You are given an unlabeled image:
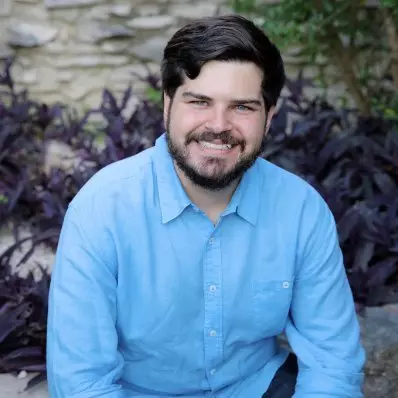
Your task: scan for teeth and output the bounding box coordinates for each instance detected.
[199,141,232,150]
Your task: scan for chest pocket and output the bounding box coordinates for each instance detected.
[252,280,293,338]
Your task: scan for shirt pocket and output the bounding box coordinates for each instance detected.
[252,280,293,338]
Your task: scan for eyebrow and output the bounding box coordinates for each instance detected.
[182,91,262,107]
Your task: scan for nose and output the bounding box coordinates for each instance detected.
[206,107,232,132]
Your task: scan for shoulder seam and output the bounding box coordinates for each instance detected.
[70,157,153,208]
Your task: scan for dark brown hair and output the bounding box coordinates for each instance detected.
[161,14,285,110]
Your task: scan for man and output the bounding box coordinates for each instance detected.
[46,14,366,398]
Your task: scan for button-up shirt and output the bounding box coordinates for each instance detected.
[47,133,365,398]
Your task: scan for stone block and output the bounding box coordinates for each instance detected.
[110,4,132,18]
[0,0,12,16]
[127,15,176,30]
[46,8,80,22]
[0,43,14,59]
[169,3,219,19]
[77,21,135,43]
[130,36,169,62]
[13,3,49,20]
[19,69,38,84]
[82,5,110,21]
[101,40,130,54]
[66,75,97,100]
[44,42,66,54]
[44,0,103,8]
[53,55,129,68]
[57,70,74,82]
[137,4,161,17]
[7,20,58,47]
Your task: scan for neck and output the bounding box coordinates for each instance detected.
[175,163,240,223]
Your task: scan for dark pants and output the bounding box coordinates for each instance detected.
[262,353,298,398]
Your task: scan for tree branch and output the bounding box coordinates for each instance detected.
[329,35,372,116]
[312,0,372,115]
[382,7,398,90]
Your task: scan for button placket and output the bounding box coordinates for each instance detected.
[203,233,223,386]
[283,281,290,289]
[209,284,217,293]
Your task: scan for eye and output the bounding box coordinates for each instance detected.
[235,104,253,112]
[190,100,208,107]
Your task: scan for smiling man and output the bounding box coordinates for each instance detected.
[46,15,366,398]
[163,59,272,223]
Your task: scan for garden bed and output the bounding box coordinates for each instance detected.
[1,56,397,395]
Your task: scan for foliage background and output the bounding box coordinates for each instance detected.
[233,0,398,118]
[0,0,398,391]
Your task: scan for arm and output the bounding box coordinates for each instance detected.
[285,188,366,397]
[46,204,125,398]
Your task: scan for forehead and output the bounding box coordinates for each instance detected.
[178,61,263,100]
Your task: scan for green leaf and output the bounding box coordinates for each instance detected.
[0,194,9,204]
[229,0,257,13]
[146,86,162,105]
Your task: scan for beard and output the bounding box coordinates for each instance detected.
[165,121,265,192]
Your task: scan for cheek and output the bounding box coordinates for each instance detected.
[171,107,207,133]
[235,118,265,145]
[184,109,209,128]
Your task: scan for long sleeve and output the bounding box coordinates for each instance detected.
[46,204,125,398]
[285,189,366,397]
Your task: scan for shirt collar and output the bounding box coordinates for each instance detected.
[154,133,191,224]
[225,159,260,226]
[154,133,261,226]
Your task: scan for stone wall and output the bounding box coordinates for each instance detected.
[0,0,233,110]
[1,1,382,111]
[1,0,359,110]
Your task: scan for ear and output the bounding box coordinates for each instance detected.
[163,92,170,126]
[264,106,276,135]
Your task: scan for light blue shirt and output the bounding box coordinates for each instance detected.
[47,133,365,398]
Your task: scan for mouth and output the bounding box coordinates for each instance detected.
[190,139,240,157]
[198,141,233,151]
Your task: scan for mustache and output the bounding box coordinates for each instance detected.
[186,130,243,147]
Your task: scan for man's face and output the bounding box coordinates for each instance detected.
[163,60,274,191]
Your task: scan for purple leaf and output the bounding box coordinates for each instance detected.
[352,241,375,272]
[336,205,364,243]
[121,84,133,111]
[2,346,43,361]
[24,372,47,391]
[102,89,119,114]
[0,302,29,344]
[367,258,398,288]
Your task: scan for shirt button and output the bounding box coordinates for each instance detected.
[209,285,217,293]
[210,368,216,375]
[283,281,290,288]
[209,330,217,337]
